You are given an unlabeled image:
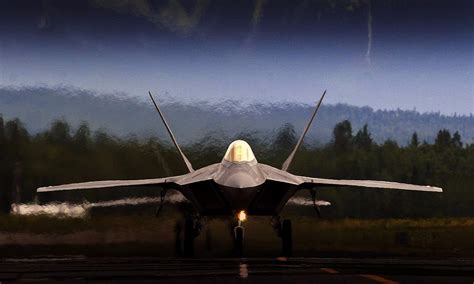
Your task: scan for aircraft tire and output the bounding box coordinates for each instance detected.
[281,219,292,257]
[183,218,195,257]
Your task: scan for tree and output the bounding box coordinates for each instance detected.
[74,122,91,150]
[4,119,29,159]
[435,129,452,149]
[5,118,27,141]
[0,115,8,214]
[48,120,71,144]
[333,120,352,151]
[273,123,297,155]
[410,132,419,148]
[354,124,373,150]
[0,115,4,144]
[452,131,462,148]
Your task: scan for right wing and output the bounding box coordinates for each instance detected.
[298,176,443,192]
[37,175,186,193]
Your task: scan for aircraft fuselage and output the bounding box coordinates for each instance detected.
[178,160,299,216]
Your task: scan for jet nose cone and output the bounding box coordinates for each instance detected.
[222,172,259,188]
[213,162,266,189]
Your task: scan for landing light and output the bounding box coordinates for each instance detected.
[238,210,247,222]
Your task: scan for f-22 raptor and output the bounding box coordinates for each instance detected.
[37,91,442,256]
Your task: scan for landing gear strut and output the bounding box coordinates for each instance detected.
[309,189,321,217]
[155,189,167,217]
[183,216,202,257]
[281,219,292,256]
[272,216,293,257]
[234,225,244,257]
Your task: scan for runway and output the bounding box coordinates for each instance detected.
[0,256,472,283]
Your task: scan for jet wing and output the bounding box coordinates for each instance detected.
[37,175,187,193]
[36,164,220,193]
[298,176,443,192]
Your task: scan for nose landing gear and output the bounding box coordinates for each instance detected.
[181,213,293,257]
[233,225,244,257]
[232,210,246,257]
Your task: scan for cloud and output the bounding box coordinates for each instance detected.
[251,0,266,29]
[89,0,154,19]
[244,0,267,49]
[89,0,209,35]
[366,0,373,65]
[37,0,52,30]
[157,0,209,35]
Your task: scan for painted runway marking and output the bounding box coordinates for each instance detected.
[360,274,399,284]
[239,263,248,279]
[5,256,86,262]
[320,267,339,274]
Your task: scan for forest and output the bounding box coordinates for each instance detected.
[0,115,472,218]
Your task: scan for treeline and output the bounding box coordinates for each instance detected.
[0,115,472,218]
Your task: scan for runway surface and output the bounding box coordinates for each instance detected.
[0,256,473,283]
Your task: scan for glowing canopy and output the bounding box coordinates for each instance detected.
[223,140,256,163]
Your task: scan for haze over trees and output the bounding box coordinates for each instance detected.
[0,115,472,218]
[1,87,472,145]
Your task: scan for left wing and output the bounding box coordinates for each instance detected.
[37,175,186,193]
[36,163,220,193]
[298,176,442,192]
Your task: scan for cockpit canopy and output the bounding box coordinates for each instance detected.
[223,140,256,163]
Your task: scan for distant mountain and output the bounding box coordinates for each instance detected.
[1,86,473,145]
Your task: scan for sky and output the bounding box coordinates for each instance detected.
[0,0,472,115]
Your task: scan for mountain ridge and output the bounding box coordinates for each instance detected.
[1,86,472,145]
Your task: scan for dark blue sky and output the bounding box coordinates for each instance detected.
[0,0,472,114]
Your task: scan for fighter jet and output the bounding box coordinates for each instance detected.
[37,91,442,256]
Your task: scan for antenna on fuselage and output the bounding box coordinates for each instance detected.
[148,91,194,173]
[281,90,326,172]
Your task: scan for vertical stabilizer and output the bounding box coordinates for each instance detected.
[148,91,194,173]
[281,90,326,171]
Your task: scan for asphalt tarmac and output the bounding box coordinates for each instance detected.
[0,256,473,283]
